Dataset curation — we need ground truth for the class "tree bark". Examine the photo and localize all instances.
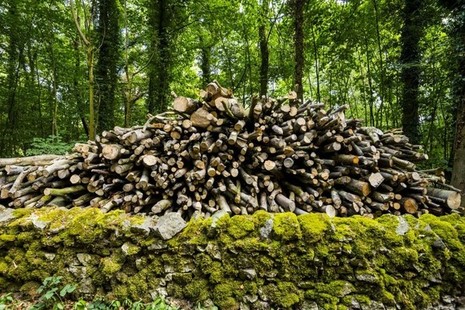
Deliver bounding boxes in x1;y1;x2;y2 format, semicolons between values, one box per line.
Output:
147;0;172;114
259;0;269;97
449;4;465;205
400;0;423;145
2;1;21;156
292;0;305;101
95;0;120;133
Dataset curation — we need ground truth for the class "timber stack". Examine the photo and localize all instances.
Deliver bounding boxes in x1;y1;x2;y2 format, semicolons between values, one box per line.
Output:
0;81;462;220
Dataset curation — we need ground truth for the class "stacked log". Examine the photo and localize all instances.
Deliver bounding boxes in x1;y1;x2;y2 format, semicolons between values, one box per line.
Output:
0;81;462;220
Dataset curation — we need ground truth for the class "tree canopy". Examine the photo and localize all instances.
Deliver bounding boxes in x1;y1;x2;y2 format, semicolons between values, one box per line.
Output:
0;0;464;187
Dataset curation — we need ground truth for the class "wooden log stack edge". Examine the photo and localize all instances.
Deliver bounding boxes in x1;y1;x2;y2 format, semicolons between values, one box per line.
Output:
0;81;462;220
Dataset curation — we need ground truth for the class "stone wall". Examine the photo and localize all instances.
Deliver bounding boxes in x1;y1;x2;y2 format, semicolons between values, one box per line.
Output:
1;206;465;309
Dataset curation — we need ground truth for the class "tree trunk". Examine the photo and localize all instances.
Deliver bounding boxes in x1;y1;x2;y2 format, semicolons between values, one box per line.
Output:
292;0;305;101
450;6;465;205
400;0;423;144
1;1;20;156
95;0;120;133
258;0;269;97
147;0;172;114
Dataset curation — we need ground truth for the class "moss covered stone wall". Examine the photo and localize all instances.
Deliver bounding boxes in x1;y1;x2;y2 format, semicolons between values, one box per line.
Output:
1;206;465;309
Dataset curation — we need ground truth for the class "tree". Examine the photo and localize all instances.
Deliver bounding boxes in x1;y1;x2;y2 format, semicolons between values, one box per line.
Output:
259;0;270;97
1;0;21;156
438;0;465;202
147;0;174;114
70;0;97;140
400;0;425;144
95;0;121;132
291;0;305;101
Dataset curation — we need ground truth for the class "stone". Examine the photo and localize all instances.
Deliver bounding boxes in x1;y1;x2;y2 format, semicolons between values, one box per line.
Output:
442;295;454;304
44;253;56;261
345;297;361;309
355;272;378;283
210;209;229;228
243;294;259;303
121;242;141;256
361;300;385;310
127;217;157;235
206;242;222;260
77;253;93;266
298;301;319;310
68;265;87;278
260;218;273;239
148;240;168;250
0;207;14;223
433;237;446;249
154;212;186;240
77;277;95;295
240;268;257;280
30;214;48;230
396;216;409;235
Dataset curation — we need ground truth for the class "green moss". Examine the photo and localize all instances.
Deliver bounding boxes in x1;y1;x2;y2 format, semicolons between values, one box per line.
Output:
213;281;241;309
0;260;8;273
227;215;255;239
185;279;210;301
0;234;15;242
273;213;301;241
12;208;33;218
298;213;331;243
316;280;355;298
264;282;301;308
101;257;122;274
122;242;141;256
252;210;273;226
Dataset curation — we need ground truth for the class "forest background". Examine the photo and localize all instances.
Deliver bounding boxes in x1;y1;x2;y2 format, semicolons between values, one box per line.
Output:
1;0;465;195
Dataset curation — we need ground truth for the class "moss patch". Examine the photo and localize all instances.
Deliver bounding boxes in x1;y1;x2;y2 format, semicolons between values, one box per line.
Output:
1;207;465;309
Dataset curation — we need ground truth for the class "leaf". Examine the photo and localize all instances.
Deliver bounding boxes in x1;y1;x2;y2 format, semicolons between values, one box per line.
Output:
43;287;58;300
54;303;64;310
60;284;77;297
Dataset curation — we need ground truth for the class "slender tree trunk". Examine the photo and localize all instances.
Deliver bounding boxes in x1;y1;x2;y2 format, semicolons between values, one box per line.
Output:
95;0;120;133
70;0;96;140
259;0;269;97
87;46;96;140
2;1;20;156
450;8;465;203
400;0;423;144
200;44;212;87
292;0;305;101
147;0;172;114
364;37;375;126
73;38;89;138
311;24;321;102
372;0;386;127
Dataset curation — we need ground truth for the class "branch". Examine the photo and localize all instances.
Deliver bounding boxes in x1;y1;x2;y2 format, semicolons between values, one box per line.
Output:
70;0;91;47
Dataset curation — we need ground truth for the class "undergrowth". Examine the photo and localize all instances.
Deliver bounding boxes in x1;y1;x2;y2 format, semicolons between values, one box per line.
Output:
0;276;188;310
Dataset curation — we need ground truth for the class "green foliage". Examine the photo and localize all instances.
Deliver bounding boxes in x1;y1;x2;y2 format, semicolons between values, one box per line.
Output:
26;136;75;156
31;276;77;310
0;293;14;310
0;0;462;170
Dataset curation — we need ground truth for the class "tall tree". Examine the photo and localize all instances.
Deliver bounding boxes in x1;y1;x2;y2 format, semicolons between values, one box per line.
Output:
438;0;465;202
400;0;424;144
95;0;120;133
147;0;173;114
1;0;21;155
291;0;305;101
70;0;97;140
259;0;270;97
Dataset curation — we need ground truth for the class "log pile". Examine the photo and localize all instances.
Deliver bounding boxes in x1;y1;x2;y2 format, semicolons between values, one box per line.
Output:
0;81;462;220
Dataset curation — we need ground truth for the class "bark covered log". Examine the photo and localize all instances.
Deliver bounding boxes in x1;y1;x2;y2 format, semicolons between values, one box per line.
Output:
0;82;461;219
